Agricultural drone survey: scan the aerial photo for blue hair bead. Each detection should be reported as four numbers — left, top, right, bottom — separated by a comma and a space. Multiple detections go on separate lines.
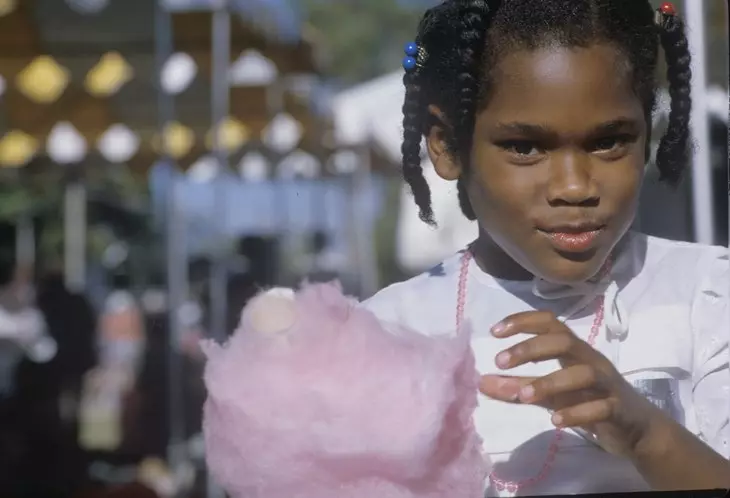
402, 56, 417, 71
404, 42, 418, 57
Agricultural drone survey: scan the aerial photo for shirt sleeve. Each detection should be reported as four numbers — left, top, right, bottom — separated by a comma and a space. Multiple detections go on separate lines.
691, 247, 729, 458
359, 283, 404, 325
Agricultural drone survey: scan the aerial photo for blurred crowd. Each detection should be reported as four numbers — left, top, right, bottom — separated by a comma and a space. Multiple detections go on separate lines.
0, 221, 355, 498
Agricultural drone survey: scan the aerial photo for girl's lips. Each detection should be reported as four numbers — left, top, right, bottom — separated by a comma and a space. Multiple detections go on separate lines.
538, 227, 605, 253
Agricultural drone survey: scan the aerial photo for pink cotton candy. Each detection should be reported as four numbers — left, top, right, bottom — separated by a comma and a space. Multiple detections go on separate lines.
202, 282, 488, 498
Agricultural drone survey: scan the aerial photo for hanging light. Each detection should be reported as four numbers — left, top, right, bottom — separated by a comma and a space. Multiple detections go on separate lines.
229, 50, 278, 87
97, 124, 140, 163
85, 52, 134, 97
16, 56, 70, 104
101, 241, 129, 269
160, 53, 197, 95
0, 0, 17, 17
187, 155, 220, 183
238, 151, 269, 182
47, 122, 87, 164
205, 117, 249, 153
327, 149, 359, 175
0, 130, 38, 168
262, 113, 303, 154
278, 149, 321, 180
153, 122, 195, 159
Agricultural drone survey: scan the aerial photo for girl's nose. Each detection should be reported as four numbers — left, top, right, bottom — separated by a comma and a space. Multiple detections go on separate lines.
545, 153, 599, 207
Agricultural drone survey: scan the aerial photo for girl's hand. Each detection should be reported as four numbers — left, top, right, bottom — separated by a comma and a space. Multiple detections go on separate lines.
479, 310, 665, 457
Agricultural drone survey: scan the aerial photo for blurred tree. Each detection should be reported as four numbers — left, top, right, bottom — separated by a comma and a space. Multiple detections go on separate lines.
0, 168, 152, 274
302, 0, 431, 84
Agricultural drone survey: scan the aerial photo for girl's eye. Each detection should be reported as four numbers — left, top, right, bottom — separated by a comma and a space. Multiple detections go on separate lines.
500, 141, 542, 157
591, 135, 634, 154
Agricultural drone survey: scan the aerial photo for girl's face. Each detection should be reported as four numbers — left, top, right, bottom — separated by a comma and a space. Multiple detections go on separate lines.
429, 44, 648, 284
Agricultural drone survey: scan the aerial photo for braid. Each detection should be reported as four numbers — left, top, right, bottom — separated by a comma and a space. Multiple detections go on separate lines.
453, 0, 494, 221
453, 0, 493, 155
402, 68, 435, 225
401, 0, 495, 225
655, 12, 692, 186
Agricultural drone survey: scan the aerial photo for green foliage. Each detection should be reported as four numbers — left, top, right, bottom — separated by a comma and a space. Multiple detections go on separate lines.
0, 168, 153, 266
302, 0, 424, 84
0, 176, 60, 220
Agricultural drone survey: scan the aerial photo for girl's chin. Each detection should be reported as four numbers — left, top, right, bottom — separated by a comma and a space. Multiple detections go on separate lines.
532, 252, 608, 285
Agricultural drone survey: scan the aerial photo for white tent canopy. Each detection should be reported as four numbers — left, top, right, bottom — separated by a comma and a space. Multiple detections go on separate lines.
332, 71, 406, 161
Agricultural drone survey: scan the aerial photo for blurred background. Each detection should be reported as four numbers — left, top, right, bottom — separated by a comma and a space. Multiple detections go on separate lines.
0, 0, 726, 497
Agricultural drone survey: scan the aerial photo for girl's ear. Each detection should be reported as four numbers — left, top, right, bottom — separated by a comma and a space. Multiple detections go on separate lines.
426, 105, 462, 181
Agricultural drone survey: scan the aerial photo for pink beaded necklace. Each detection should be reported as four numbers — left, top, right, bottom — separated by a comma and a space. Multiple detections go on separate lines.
456, 248, 607, 493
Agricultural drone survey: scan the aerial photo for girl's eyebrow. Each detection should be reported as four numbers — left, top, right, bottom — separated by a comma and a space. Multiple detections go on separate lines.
491, 118, 641, 138
590, 118, 642, 135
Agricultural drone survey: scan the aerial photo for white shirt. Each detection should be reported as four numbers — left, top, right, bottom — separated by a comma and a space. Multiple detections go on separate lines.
362, 232, 729, 496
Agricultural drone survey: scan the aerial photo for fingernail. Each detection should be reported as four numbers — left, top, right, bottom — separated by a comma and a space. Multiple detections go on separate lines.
495, 351, 511, 369
551, 413, 563, 427
520, 385, 535, 401
491, 322, 507, 336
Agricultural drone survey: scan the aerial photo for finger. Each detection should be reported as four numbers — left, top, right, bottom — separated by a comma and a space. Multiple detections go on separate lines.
495, 333, 575, 370
518, 364, 602, 405
491, 310, 565, 338
551, 398, 616, 428
479, 375, 537, 403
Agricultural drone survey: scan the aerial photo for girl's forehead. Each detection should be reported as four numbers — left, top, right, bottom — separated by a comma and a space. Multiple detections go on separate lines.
482, 44, 642, 120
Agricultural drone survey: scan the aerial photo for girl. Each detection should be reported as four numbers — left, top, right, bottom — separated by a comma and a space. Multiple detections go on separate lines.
363, 0, 729, 495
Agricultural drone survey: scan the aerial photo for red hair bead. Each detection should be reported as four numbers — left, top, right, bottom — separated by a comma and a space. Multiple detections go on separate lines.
660, 2, 676, 15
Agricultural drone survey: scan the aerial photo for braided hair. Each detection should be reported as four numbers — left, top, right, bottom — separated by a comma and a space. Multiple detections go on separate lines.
401, 0, 692, 226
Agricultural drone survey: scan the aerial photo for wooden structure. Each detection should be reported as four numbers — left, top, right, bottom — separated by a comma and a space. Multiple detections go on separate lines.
0, 0, 334, 178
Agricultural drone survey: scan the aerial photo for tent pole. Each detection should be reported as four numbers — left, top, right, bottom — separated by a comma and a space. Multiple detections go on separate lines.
155, 0, 186, 483
206, 4, 230, 498
63, 178, 87, 292
352, 145, 378, 298
684, 0, 714, 244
